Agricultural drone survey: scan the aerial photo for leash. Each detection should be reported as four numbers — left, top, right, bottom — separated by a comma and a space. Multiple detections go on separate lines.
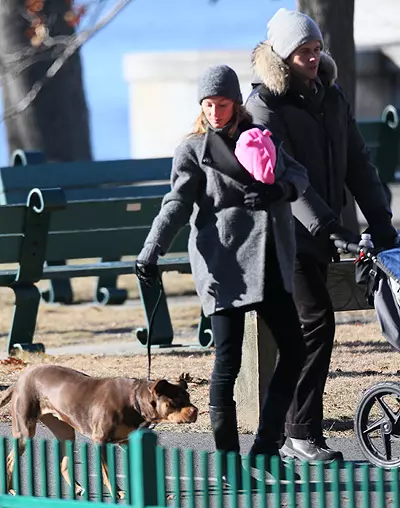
146, 273, 163, 381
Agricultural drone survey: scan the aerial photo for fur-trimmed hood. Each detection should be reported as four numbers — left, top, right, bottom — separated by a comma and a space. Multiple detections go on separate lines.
251, 41, 337, 95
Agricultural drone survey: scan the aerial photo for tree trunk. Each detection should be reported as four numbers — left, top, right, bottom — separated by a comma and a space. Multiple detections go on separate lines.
297, 0, 359, 233
297, 0, 355, 110
0, 0, 92, 162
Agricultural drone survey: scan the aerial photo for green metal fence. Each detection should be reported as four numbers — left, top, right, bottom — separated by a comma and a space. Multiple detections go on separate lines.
0, 429, 400, 507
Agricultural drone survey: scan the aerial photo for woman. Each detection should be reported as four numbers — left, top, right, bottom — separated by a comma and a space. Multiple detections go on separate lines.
135, 64, 308, 483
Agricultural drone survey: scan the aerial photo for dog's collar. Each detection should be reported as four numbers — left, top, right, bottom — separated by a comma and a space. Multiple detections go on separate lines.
138, 421, 157, 430
132, 393, 140, 412
132, 392, 158, 429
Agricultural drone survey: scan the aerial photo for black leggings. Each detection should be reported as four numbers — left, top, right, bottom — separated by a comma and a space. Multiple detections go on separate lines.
210, 275, 305, 443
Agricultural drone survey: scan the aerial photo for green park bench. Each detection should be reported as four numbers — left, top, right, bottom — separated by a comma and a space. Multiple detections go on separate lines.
8, 149, 174, 306
0, 159, 212, 355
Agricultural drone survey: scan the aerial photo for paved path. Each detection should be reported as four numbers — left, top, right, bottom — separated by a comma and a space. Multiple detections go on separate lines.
0, 422, 363, 460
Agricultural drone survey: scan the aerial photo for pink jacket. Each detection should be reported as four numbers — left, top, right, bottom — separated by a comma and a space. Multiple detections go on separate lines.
235, 127, 277, 184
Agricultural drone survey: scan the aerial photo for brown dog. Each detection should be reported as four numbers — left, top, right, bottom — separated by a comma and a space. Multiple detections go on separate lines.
0, 364, 198, 498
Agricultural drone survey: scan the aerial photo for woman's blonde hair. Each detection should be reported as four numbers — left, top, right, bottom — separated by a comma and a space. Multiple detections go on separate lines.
190, 103, 253, 137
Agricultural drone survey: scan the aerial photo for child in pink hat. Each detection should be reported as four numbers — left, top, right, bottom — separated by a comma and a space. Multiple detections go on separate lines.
235, 127, 277, 184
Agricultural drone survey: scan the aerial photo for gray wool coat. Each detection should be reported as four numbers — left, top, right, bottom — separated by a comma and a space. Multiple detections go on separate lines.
138, 123, 308, 317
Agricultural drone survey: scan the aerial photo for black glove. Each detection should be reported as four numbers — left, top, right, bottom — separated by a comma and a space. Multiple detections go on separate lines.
367, 225, 398, 250
135, 260, 159, 286
325, 222, 361, 261
243, 181, 286, 210
328, 223, 361, 246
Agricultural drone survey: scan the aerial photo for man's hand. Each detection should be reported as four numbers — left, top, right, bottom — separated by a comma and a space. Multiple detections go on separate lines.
135, 260, 159, 287
326, 222, 361, 261
368, 225, 398, 250
243, 181, 285, 210
328, 223, 361, 246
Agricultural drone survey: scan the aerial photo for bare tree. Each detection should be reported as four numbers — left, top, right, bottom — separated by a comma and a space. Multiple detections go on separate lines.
0, 0, 132, 162
0, 0, 93, 161
297, 0, 356, 110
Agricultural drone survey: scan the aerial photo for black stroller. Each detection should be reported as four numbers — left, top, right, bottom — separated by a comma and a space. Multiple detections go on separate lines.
333, 237, 400, 468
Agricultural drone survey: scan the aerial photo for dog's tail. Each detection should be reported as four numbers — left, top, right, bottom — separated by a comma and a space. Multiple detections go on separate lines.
0, 385, 14, 408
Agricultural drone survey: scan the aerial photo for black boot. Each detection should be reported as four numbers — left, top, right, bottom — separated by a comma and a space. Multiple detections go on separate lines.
209, 405, 240, 455
209, 405, 242, 487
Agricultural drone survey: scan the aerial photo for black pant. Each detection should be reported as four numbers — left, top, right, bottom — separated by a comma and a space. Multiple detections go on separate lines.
285, 253, 335, 439
210, 263, 305, 444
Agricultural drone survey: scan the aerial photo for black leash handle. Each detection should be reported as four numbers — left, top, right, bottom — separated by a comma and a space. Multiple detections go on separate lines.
146, 273, 163, 381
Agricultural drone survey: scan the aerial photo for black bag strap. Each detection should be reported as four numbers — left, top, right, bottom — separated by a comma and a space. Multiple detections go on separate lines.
365, 263, 380, 305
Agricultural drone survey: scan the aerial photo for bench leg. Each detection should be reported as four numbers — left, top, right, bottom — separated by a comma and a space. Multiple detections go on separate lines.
197, 310, 213, 348
7, 284, 45, 355
94, 259, 128, 305
41, 260, 74, 304
135, 278, 174, 347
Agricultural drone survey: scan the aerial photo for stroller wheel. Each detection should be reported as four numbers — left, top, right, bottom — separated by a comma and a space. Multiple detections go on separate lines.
355, 382, 400, 468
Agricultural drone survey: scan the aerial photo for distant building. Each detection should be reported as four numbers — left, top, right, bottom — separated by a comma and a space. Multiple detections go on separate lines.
123, 51, 252, 159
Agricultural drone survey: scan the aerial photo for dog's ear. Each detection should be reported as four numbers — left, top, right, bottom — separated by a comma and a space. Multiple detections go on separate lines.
150, 379, 170, 395
178, 378, 188, 390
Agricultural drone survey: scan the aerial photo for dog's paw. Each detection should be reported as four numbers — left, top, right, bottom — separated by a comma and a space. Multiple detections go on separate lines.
117, 490, 125, 500
8, 489, 16, 496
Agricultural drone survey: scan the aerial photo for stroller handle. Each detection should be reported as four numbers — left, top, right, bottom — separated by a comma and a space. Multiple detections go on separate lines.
330, 236, 362, 255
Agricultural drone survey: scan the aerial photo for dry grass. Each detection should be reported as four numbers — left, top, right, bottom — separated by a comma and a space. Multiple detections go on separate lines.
0, 272, 397, 438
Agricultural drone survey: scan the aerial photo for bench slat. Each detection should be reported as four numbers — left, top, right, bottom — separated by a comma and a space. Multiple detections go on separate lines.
0, 236, 22, 263
45, 228, 189, 260
49, 197, 163, 231
0, 158, 173, 205
0, 207, 25, 234
0, 256, 190, 282
46, 257, 190, 277
0, 257, 191, 285
0, 184, 172, 206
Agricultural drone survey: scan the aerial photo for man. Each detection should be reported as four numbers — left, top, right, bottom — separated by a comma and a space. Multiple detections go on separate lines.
245, 8, 397, 462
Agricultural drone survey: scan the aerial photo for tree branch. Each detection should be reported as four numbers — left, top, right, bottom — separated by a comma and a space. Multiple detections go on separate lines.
1, 0, 133, 122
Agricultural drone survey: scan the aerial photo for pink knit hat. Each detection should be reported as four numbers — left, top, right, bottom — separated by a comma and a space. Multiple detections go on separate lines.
235, 128, 277, 184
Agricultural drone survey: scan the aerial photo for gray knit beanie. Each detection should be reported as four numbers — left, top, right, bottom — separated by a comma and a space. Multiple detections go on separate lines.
267, 8, 323, 60
198, 65, 243, 104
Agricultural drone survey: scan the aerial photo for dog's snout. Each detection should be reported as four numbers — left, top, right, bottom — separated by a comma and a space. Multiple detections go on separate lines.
186, 405, 198, 422
166, 403, 198, 424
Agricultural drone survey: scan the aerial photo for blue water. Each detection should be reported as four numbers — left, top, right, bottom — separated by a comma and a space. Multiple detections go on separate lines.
0, 0, 294, 165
